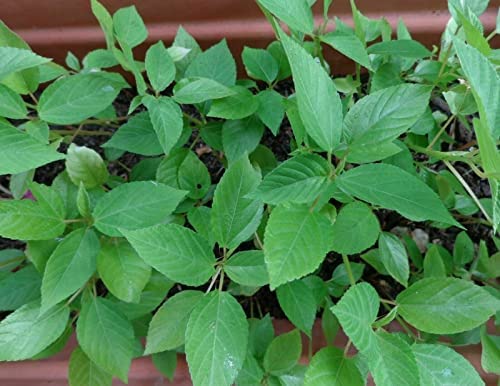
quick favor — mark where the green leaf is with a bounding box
[423,245,447,278]
[41,228,99,312]
[225,250,269,287]
[93,181,187,237]
[481,327,500,375]
[263,330,302,375]
[68,347,112,386]
[331,201,380,255]
[103,112,163,156]
[454,39,499,137]
[222,116,264,162]
[378,232,409,287]
[0,84,27,118]
[212,156,263,249]
[256,89,285,135]
[0,265,41,311]
[321,29,373,70]
[145,41,176,92]
[66,144,109,189]
[242,47,279,83]
[337,164,459,226]
[77,297,135,382]
[112,5,147,48]
[143,96,183,155]
[173,26,202,77]
[208,86,259,120]
[278,28,343,153]
[251,154,331,205]
[177,150,211,199]
[83,49,119,69]
[0,47,50,81]
[343,84,431,162]
[185,40,236,87]
[145,290,204,354]
[38,73,125,124]
[304,347,364,386]
[97,238,151,303]
[257,0,314,34]
[188,206,215,246]
[397,278,500,334]
[0,120,64,175]
[90,0,114,49]
[152,351,177,381]
[173,77,236,104]
[331,282,379,353]
[368,332,420,386]
[276,280,316,336]
[0,301,69,360]
[186,291,248,386]
[453,233,475,266]
[412,343,484,386]
[368,39,432,58]
[0,184,66,240]
[236,353,265,386]
[123,223,216,286]
[264,204,334,289]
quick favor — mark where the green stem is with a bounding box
[183,112,204,127]
[52,129,113,136]
[342,254,356,286]
[427,114,455,150]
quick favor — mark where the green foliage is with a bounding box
[0,1,498,385]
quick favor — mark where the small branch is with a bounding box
[206,267,222,293]
[427,114,455,150]
[342,254,356,286]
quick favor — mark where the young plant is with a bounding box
[0,0,499,385]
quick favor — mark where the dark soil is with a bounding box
[0,81,495,321]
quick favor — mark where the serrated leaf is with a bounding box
[264,204,333,289]
[185,291,248,386]
[0,47,50,80]
[0,301,69,360]
[76,297,135,382]
[123,223,216,286]
[173,77,236,104]
[212,156,263,249]
[368,39,432,58]
[263,329,302,375]
[481,327,500,375]
[337,164,460,226]
[368,332,420,386]
[143,96,183,155]
[222,116,264,162]
[91,0,114,49]
[145,41,175,92]
[0,120,64,175]
[304,347,364,386]
[188,206,215,246]
[453,231,475,266]
[41,228,99,312]
[397,278,500,334]
[378,232,409,287]
[208,86,259,120]
[225,250,269,287]
[38,72,125,124]
[321,29,372,70]
[0,187,66,240]
[257,0,314,34]
[423,245,447,278]
[252,154,331,205]
[278,28,343,153]
[66,144,109,189]
[83,49,118,69]
[93,181,187,237]
[412,343,484,386]
[112,5,147,48]
[276,280,316,336]
[185,40,236,87]
[0,84,27,118]
[68,347,112,386]
[103,112,163,156]
[0,265,41,311]
[331,282,379,352]
[331,201,380,255]
[145,290,204,354]
[242,47,279,83]
[256,89,285,135]
[97,238,151,303]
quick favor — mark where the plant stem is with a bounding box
[65,285,86,306]
[444,160,493,225]
[206,267,222,293]
[0,184,12,197]
[183,112,203,127]
[427,114,455,150]
[52,129,113,136]
[342,254,356,286]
